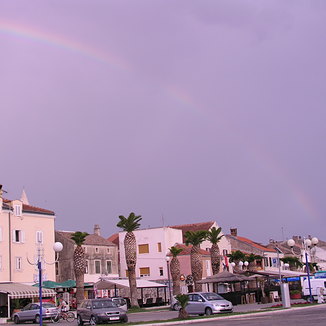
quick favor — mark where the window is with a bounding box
[264,257,269,267]
[159,267,163,276]
[95,247,99,253]
[106,260,112,274]
[55,262,59,276]
[14,205,22,217]
[138,244,149,254]
[157,243,162,252]
[36,231,43,244]
[15,257,22,270]
[107,248,110,254]
[13,230,24,243]
[139,267,150,277]
[222,249,228,256]
[85,260,89,274]
[95,260,101,274]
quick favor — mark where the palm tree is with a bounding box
[71,231,89,305]
[227,250,246,273]
[169,246,183,295]
[206,227,223,275]
[117,212,142,307]
[176,294,189,319]
[185,230,208,292]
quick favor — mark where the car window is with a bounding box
[193,294,203,302]
[31,304,39,310]
[23,304,32,311]
[201,293,224,301]
[92,300,116,309]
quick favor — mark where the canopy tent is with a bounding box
[198,271,252,284]
[0,282,57,318]
[94,278,168,305]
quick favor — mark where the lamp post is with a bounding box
[287,237,318,303]
[165,257,172,305]
[28,242,63,326]
[230,260,249,271]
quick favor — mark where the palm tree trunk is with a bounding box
[210,244,221,275]
[191,245,202,292]
[76,274,85,304]
[170,257,181,295]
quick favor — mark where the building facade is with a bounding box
[0,188,56,284]
[56,225,119,283]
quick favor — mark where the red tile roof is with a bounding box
[233,235,276,253]
[107,233,119,246]
[167,243,210,256]
[170,221,215,242]
[3,198,55,215]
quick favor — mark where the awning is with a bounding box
[95,278,167,290]
[0,282,56,299]
[198,271,252,284]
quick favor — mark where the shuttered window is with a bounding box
[138,244,149,254]
[139,267,150,277]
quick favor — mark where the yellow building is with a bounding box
[0,186,56,284]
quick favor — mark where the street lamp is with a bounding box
[230,261,249,270]
[165,257,172,305]
[287,237,318,303]
[28,242,63,326]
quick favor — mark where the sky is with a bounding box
[1,1,326,244]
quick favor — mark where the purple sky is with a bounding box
[1,1,326,243]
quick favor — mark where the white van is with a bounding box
[302,278,326,300]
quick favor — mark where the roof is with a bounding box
[167,243,210,257]
[171,221,215,233]
[170,221,215,242]
[227,235,276,253]
[107,233,119,246]
[57,231,115,246]
[198,271,251,283]
[2,198,55,216]
[0,282,56,299]
[95,278,167,290]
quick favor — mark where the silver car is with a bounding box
[12,302,58,324]
[176,292,233,315]
[77,299,128,325]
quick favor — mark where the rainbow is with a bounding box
[0,20,129,71]
[1,20,320,223]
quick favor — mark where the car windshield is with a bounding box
[201,293,224,301]
[92,300,116,309]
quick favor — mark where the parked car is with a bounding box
[12,302,58,324]
[111,297,128,311]
[77,298,128,325]
[171,292,233,315]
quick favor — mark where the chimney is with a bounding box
[94,224,101,236]
[230,228,238,237]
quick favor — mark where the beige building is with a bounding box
[0,188,57,284]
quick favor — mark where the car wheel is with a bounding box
[205,307,213,316]
[89,316,97,325]
[173,303,180,311]
[121,316,128,323]
[13,315,20,324]
[35,314,41,324]
[77,315,84,326]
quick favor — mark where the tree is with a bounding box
[206,227,223,275]
[185,230,208,292]
[245,253,263,271]
[169,246,183,295]
[227,250,246,272]
[280,256,303,271]
[117,212,142,307]
[71,231,89,304]
[176,294,189,319]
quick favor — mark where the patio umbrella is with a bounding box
[198,271,251,284]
